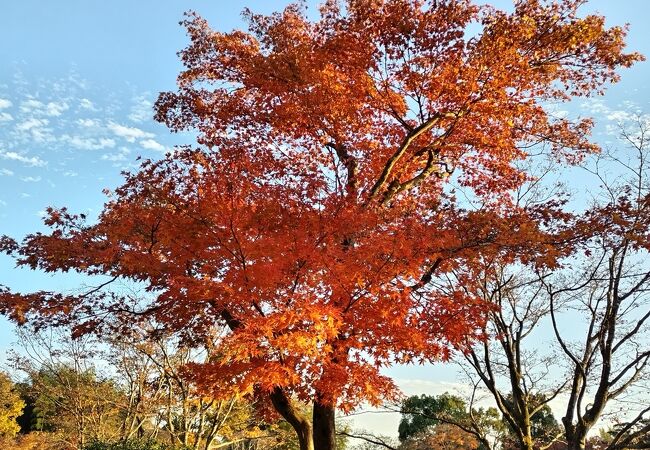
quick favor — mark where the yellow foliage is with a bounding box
[0,372,24,438]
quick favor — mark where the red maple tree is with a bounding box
[0,1,641,449]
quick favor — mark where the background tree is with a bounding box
[498,394,562,450]
[541,118,650,450]
[0,371,25,438]
[6,323,322,450]
[439,117,650,450]
[0,1,641,449]
[425,197,573,450]
[604,417,650,449]
[398,393,467,442]
[9,329,123,449]
[110,323,272,450]
[400,423,479,450]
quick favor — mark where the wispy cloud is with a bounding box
[19,98,69,117]
[20,98,44,113]
[107,121,154,142]
[77,118,99,127]
[21,175,42,183]
[101,147,131,162]
[45,101,69,117]
[0,150,47,167]
[79,98,96,110]
[140,138,165,152]
[62,134,116,150]
[16,117,48,131]
[0,71,172,211]
[128,94,153,123]
[13,117,53,143]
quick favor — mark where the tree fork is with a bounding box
[270,387,314,450]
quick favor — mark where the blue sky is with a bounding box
[1,0,650,439]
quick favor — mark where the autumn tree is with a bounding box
[0,372,25,438]
[0,1,641,450]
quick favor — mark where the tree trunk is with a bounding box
[313,401,336,450]
[270,387,314,450]
[567,440,586,450]
[520,436,535,450]
[521,420,534,450]
[564,420,588,450]
[566,433,587,450]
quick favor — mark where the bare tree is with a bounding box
[9,327,123,450]
[445,117,650,450]
[444,267,566,450]
[111,322,262,450]
[540,117,650,450]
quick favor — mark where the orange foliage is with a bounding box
[401,424,480,450]
[0,0,641,417]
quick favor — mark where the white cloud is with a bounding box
[30,128,53,143]
[108,121,154,142]
[0,112,12,122]
[0,99,12,109]
[606,110,631,122]
[140,138,165,152]
[0,151,47,167]
[21,176,42,183]
[128,95,153,123]
[79,98,96,110]
[20,99,44,113]
[45,101,69,117]
[101,147,131,162]
[0,168,14,176]
[14,118,53,143]
[77,118,99,127]
[19,98,70,117]
[16,117,49,131]
[63,135,116,150]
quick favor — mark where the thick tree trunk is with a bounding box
[566,439,586,450]
[566,431,587,450]
[313,401,336,450]
[564,420,588,450]
[270,387,314,450]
